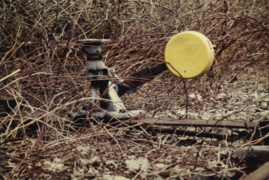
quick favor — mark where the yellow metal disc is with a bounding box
[164,31,214,79]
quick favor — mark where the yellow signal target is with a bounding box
[164,31,214,79]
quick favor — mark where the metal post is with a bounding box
[69,39,146,119]
[78,39,110,110]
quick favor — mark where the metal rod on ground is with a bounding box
[134,119,269,129]
[146,127,232,140]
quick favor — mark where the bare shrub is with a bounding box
[0,0,268,179]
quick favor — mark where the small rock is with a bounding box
[189,112,199,120]
[261,102,268,109]
[166,112,177,119]
[154,163,166,170]
[262,94,269,102]
[189,93,196,99]
[197,94,202,101]
[246,105,256,113]
[216,93,226,100]
[202,112,211,120]
[188,93,202,101]
[103,175,129,180]
[257,86,265,93]
[260,110,269,117]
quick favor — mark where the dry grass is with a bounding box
[0,0,269,179]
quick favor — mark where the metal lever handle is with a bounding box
[117,63,168,97]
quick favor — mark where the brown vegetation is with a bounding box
[0,0,269,179]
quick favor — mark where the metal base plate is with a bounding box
[69,110,146,120]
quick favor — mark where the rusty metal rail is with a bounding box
[146,127,232,140]
[134,119,269,129]
[125,119,269,141]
